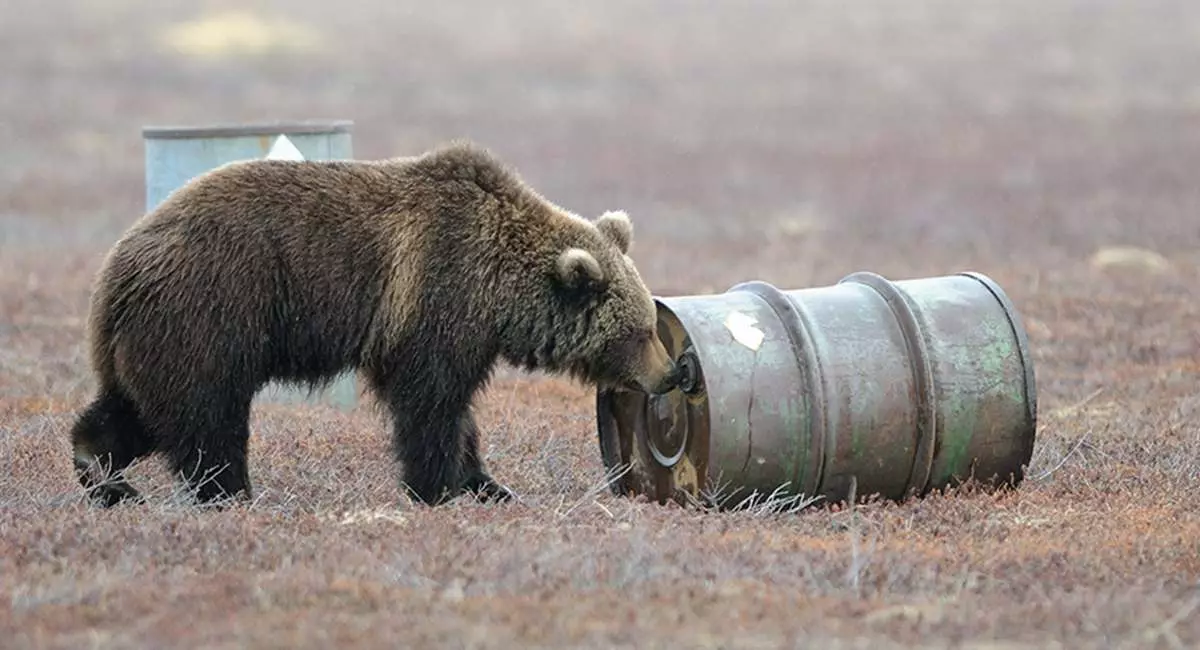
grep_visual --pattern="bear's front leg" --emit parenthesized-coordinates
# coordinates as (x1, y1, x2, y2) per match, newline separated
(384, 388, 472, 506)
(394, 415, 459, 505)
(386, 399, 513, 505)
(458, 409, 514, 503)
(371, 349, 512, 506)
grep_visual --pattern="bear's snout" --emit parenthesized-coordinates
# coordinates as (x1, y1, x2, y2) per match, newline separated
(636, 339, 681, 395)
(649, 358, 682, 395)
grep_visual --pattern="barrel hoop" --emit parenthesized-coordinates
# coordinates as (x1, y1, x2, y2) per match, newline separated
(142, 120, 355, 139)
(839, 272, 938, 498)
(728, 280, 828, 499)
(957, 272, 1039, 439)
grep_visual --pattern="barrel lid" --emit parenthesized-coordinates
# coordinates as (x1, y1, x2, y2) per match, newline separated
(596, 297, 714, 502)
(142, 120, 354, 139)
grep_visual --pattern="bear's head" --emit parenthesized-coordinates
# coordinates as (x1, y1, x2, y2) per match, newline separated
(504, 210, 680, 396)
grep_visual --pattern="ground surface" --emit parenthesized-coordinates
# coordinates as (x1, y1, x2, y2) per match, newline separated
(2, 1, 1199, 648)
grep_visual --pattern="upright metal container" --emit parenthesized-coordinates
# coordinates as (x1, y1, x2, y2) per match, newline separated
(141, 120, 358, 410)
(596, 271, 1038, 509)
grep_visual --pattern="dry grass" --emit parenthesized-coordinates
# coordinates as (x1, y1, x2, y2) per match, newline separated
(4, 0, 1200, 648)
(3, 368, 1199, 648)
(3, 266, 1198, 650)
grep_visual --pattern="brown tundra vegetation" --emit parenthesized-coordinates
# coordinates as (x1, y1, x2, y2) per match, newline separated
(2, 1, 1198, 648)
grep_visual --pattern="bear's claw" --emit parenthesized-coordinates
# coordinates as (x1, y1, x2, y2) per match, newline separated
(85, 481, 144, 508)
(462, 473, 515, 503)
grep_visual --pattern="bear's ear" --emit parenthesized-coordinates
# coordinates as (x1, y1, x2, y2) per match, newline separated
(555, 248, 607, 293)
(595, 210, 633, 254)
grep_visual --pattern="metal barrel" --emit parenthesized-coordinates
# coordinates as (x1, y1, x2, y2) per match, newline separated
(140, 120, 359, 410)
(595, 271, 1038, 509)
(142, 120, 354, 213)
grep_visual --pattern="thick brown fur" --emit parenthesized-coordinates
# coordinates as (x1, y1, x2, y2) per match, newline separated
(69, 140, 679, 508)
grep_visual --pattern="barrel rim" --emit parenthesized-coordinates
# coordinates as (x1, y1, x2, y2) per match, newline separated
(595, 389, 633, 496)
(594, 296, 697, 496)
(957, 271, 1039, 439)
(838, 271, 940, 498)
(142, 120, 355, 139)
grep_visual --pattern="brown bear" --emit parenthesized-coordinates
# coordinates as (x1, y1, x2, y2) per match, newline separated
(69, 140, 680, 508)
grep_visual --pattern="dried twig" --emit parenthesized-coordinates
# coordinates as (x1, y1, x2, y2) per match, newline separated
(1045, 387, 1105, 420)
(1032, 430, 1092, 481)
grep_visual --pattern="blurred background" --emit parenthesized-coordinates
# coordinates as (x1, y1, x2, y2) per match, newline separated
(4, 6, 1199, 647)
(2, 0, 1198, 399)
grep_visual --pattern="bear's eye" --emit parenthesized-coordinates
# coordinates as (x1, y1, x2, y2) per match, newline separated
(610, 330, 647, 359)
(628, 329, 653, 346)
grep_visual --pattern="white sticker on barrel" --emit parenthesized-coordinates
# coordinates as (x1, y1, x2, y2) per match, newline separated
(724, 311, 764, 351)
(265, 134, 305, 161)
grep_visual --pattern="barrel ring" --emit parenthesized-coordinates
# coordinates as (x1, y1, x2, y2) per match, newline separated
(839, 271, 938, 498)
(957, 272, 1038, 432)
(728, 280, 828, 498)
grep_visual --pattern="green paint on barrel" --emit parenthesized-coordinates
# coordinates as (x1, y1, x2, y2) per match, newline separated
(596, 271, 1038, 509)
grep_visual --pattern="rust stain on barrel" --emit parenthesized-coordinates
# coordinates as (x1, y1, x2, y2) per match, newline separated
(596, 271, 1038, 510)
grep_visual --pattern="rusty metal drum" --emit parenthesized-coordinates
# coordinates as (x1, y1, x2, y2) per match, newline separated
(595, 271, 1038, 509)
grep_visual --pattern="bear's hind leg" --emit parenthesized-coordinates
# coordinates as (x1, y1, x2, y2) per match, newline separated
(70, 388, 155, 507)
(458, 409, 514, 503)
(161, 397, 254, 507)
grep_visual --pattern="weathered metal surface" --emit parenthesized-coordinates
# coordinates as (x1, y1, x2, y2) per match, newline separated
(141, 120, 359, 410)
(142, 120, 354, 140)
(596, 271, 1038, 509)
(142, 120, 354, 213)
